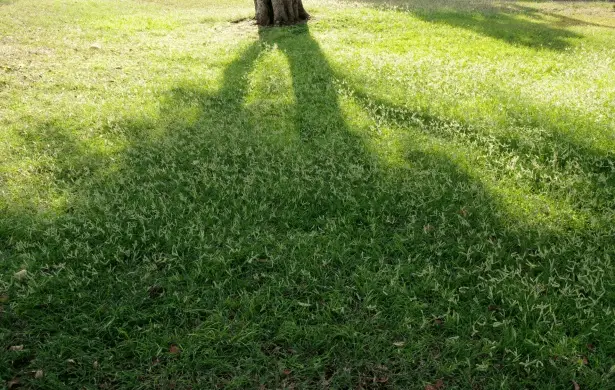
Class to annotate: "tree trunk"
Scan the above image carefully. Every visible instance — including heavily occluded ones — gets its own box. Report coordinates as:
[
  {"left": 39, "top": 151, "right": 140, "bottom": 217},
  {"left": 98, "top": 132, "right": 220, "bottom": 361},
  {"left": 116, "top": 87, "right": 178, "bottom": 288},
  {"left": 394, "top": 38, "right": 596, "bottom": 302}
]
[{"left": 254, "top": 0, "right": 309, "bottom": 26}]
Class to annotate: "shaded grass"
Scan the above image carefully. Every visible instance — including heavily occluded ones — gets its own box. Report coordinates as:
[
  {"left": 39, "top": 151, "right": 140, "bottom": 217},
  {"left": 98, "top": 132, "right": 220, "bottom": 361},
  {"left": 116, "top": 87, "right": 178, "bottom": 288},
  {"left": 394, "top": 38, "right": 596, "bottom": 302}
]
[{"left": 1, "top": 0, "right": 615, "bottom": 389}]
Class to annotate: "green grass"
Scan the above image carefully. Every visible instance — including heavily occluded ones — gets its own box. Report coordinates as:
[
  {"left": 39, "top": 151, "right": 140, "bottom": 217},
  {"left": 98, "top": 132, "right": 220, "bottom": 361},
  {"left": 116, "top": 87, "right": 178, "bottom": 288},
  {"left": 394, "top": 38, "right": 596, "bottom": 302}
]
[{"left": 1, "top": 0, "right": 615, "bottom": 388}]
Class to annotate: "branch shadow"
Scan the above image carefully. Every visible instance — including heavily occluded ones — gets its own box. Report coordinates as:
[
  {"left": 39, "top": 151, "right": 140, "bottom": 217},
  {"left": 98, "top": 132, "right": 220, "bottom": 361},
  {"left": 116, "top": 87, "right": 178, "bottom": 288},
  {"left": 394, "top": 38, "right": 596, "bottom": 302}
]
[
  {"left": 416, "top": 10, "right": 580, "bottom": 50},
  {"left": 346, "top": 84, "right": 615, "bottom": 221},
  {"left": 352, "top": 0, "right": 583, "bottom": 50},
  {"left": 507, "top": 3, "right": 615, "bottom": 30}
]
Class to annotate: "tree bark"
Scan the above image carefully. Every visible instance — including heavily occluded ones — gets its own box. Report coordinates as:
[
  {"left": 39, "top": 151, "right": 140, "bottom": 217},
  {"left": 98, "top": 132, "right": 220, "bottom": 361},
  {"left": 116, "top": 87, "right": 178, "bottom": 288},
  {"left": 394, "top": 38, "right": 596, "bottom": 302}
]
[{"left": 254, "top": 0, "right": 309, "bottom": 26}]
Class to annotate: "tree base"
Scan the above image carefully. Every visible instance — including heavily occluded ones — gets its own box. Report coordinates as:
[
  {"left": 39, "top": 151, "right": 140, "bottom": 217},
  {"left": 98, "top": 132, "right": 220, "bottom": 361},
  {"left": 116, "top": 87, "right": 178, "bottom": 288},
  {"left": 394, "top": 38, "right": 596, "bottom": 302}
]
[{"left": 254, "top": 0, "right": 310, "bottom": 26}]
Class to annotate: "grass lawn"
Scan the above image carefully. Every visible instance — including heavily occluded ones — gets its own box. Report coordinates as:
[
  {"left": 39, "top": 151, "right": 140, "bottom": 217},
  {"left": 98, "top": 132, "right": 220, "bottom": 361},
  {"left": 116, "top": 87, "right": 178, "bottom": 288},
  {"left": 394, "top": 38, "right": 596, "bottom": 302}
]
[{"left": 1, "top": 0, "right": 615, "bottom": 388}]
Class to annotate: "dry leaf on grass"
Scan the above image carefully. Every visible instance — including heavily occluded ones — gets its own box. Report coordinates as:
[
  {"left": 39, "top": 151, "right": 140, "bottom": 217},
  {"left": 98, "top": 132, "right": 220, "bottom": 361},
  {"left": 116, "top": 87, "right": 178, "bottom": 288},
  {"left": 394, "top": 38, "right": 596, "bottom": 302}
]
[
  {"left": 7, "top": 378, "right": 20, "bottom": 389},
  {"left": 425, "top": 379, "right": 444, "bottom": 390},
  {"left": 572, "top": 380, "right": 580, "bottom": 390},
  {"left": 13, "top": 269, "right": 28, "bottom": 281},
  {"left": 9, "top": 345, "right": 24, "bottom": 351},
  {"left": 169, "top": 344, "right": 181, "bottom": 354}
]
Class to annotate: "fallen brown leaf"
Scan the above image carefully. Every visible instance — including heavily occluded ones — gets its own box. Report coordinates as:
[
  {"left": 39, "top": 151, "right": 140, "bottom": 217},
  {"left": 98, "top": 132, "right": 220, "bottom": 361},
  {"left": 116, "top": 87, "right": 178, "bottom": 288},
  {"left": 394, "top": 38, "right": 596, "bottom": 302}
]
[
  {"left": 425, "top": 379, "right": 444, "bottom": 390},
  {"left": 7, "top": 378, "right": 20, "bottom": 389},
  {"left": 169, "top": 344, "right": 181, "bottom": 355},
  {"left": 375, "top": 377, "right": 388, "bottom": 383},
  {"left": 9, "top": 345, "right": 24, "bottom": 351},
  {"left": 93, "top": 360, "right": 99, "bottom": 370},
  {"left": 393, "top": 341, "right": 405, "bottom": 347},
  {"left": 13, "top": 269, "right": 28, "bottom": 281},
  {"left": 282, "top": 369, "right": 291, "bottom": 375},
  {"left": 572, "top": 380, "right": 580, "bottom": 390},
  {"left": 34, "top": 370, "right": 43, "bottom": 379}
]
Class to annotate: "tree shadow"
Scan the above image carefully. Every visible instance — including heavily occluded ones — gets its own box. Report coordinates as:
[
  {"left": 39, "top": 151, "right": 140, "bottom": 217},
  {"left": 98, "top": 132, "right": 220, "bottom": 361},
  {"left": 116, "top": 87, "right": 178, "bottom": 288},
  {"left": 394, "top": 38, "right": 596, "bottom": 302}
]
[
  {"left": 346, "top": 83, "right": 615, "bottom": 222},
  {"left": 1, "top": 23, "right": 613, "bottom": 390},
  {"left": 507, "top": 3, "right": 615, "bottom": 30},
  {"left": 352, "top": 0, "right": 583, "bottom": 50},
  {"left": 413, "top": 9, "right": 581, "bottom": 50}
]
